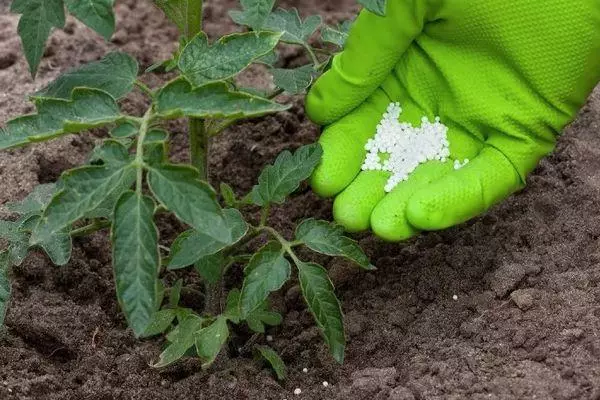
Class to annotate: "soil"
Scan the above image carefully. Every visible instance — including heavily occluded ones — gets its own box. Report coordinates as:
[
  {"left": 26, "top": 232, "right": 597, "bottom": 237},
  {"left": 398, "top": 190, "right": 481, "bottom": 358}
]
[{"left": 1, "top": 1, "right": 600, "bottom": 399}]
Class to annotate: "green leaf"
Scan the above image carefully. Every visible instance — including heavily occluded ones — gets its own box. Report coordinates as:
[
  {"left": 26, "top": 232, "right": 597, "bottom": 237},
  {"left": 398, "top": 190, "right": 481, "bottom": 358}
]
[
  {"left": 89, "top": 140, "right": 132, "bottom": 166},
  {"left": 153, "top": 314, "right": 204, "bottom": 367},
  {"left": 4, "top": 183, "right": 56, "bottom": 216},
  {"left": 296, "top": 219, "right": 374, "bottom": 270},
  {"left": 0, "top": 251, "right": 11, "bottom": 327},
  {"left": 31, "top": 163, "right": 136, "bottom": 243},
  {"left": 297, "top": 262, "right": 345, "bottom": 364},
  {"left": 357, "top": 0, "right": 387, "bottom": 16},
  {"left": 220, "top": 183, "right": 237, "bottom": 208},
  {"left": 35, "top": 52, "right": 138, "bottom": 100},
  {"left": 145, "top": 129, "right": 168, "bottom": 143},
  {"left": 110, "top": 122, "right": 138, "bottom": 138},
  {"left": 180, "top": 31, "right": 282, "bottom": 87},
  {"left": 10, "top": 0, "right": 65, "bottom": 77},
  {"left": 245, "top": 308, "right": 282, "bottom": 333},
  {"left": 64, "top": 0, "right": 115, "bottom": 40},
  {"left": 255, "top": 345, "right": 286, "bottom": 380},
  {"left": 250, "top": 143, "right": 322, "bottom": 206},
  {"left": 112, "top": 191, "right": 160, "bottom": 337},
  {"left": 24, "top": 215, "right": 72, "bottom": 266},
  {"left": 256, "top": 50, "right": 278, "bottom": 66},
  {"left": 140, "top": 308, "right": 177, "bottom": 338},
  {"left": 240, "top": 242, "right": 290, "bottom": 318},
  {"left": 271, "top": 65, "right": 317, "bottom": 95},
  {"left": 263, "top": 8, "right": 321, "bottom": 45},
  {"left": 169, "top": 279, "right": 183, "bottom": 307},
  {"left": 228, "top": 0, "right": 274, "bottom": 30},
  {"left": 0, "top": 88, "right": 121, "bottom": 150},
  {"left": 153, "top": 0, "right": 202, "bottom": 38},
  {"left": 156, "top": 78, "right": 288, "bottom": 121},
  {"left": 194, "top": 252, "right": 226, "bottom": 286},
  {"left": 169, "top": 208, "right": 248, "bottom": 269},
  {"left": 321, "top": 20, "right": 353, "bottom": 47},
  {"left": 195, "top": 316, "right": 229, "bottom": 369},
  {"left": 147, "top": 164, "right": 226, "bottom": 237},
  {"left": 224, "top": 288, "right": 241, "bottom": 323},
  {"left": 0, "top": 220, "right": 31, "bottom": 266}
]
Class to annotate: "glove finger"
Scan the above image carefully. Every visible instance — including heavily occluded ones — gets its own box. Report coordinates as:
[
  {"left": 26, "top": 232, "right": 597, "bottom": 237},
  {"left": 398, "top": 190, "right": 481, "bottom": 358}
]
[
  {"left": 370, "top": 127, "right": 484, "bottom": 241},
  {"left": 305, "top": 0, "right": 429, "bottom": 125},
  {"left": 407, "top": 146, "right": 524, "bottom": 231},
  {"left": 370, "top": 161, "right": 452, "bottom": 241},
  {"left": 332, "top": 170, "right": 389, "bottom": 233},
  {"left": 311, "top": 88, "right": 391, "bottom": 198}
]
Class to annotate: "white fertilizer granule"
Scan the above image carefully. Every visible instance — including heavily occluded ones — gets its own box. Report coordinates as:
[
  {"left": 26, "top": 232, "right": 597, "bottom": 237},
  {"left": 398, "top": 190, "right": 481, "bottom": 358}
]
[{"left": 362, "top": 102, "right": 452, "bottom": 192}]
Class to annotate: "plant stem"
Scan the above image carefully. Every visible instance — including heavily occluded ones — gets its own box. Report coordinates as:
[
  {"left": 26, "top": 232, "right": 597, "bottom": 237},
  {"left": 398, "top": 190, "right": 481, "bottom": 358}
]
[
  {"left": 259, "top": 204, "right": 271, "bottom": 227},
  {"left": 189, "top": 118, "right": 209, "bottom": 180},
  {"left": 304, "top": 44, "right": 320, "bottom": 67},
  {"left": 261, "top": 226, "right": 302, "bottom": 265},
  {"left": 134, "top": 80, "right": 154, "bottom": 99},
  {"left": 70, "top": 220, "right": 111, "bottom": 237},
  {"left": 186, "top": 0, "right": 209, "bottom": 181},
  {"left": 135, "top": 107, "right": 153, "bottom": 194}
]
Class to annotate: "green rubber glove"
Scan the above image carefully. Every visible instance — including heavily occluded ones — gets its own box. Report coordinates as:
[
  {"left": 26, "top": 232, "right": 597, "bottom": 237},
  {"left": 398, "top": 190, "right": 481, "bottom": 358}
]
[{"left": 306, "top": 0, "right": 600, "bottom": 241}]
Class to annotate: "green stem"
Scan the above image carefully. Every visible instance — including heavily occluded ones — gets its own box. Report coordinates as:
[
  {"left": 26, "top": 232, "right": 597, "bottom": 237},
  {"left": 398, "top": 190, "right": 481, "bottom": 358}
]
[
  {"left": 135, "top": 108, "right": 153, "bottom": 194},
  {"left": 261, "top": 226, "right": 302, "bottom": 265},
  {"left": 189, "top": 118, "right": 209, "bottom": 180},
  {"left": 259, "top": 204, "right": 271, "bottom": 227},
  {"left": 186, "top": 0, "right": 208, "bottom": 181},
  {"left": 134, "top": 80, "right": 154, "bottom": 99},
  {"left": 304, "top": 44, "right": 320, "bottom": 67}
]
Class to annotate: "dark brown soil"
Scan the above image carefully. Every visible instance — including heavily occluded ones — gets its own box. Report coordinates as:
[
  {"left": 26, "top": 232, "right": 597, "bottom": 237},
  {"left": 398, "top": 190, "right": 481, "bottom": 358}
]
[{"left": 1, "top": 1, "right": 600, "bottom": 399}]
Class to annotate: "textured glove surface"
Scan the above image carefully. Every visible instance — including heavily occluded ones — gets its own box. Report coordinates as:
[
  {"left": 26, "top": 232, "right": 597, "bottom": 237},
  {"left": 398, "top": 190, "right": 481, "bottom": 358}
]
[{"left": 306, "top": 0, "right": 600, "bottom": 241}]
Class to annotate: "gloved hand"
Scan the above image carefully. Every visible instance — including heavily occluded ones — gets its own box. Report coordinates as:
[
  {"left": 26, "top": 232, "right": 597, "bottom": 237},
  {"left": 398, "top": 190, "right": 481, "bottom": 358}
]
[{"left": 306, "top": 0, "right": 600, "bottom": 241}]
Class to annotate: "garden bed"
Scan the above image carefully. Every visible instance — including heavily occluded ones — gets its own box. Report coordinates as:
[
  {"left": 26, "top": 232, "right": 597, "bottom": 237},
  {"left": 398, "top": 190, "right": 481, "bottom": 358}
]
[{"left": 1, "top": 0, "right": 600, "bottom": 399}]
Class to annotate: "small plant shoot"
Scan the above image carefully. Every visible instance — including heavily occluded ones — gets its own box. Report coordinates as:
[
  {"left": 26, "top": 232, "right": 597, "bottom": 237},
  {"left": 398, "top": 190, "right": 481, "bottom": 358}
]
[{"left": 1, "top": 0, "right": 382, "bottom": 376}]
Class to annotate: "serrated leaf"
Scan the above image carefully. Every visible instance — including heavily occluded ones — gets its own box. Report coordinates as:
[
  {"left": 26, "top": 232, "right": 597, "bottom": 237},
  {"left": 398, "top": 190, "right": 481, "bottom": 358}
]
[
  {"left": 0, "top": 88, "right": 121, "bottom": 150},
  {"left": 194, "top": 252, "right": 225, "bottom": 286},
  {"left": 250, "top": 143, "right": 322, "bottom": 206},
  {"left": 195, "top": 316, "right": 229, "bottom": 369},
  {"left": 271, "top": 65, "right": 317, "bottom": 95},
  {"left": 112, "top": 191, "right": 160, "bottom": 337},
  {"left": 4, "top": 184, "right": 56, "bottom": 216},
  {"left": 31, "top": 163, "right": 136, "bottom": 246},
  {"left": 180, "top": 31, "right": 282, "bottom": 87},
  {"left": 147, "top": 164, "right": 226, "bottom": 239},
  {"left": 255, "top": 345, "right": 286, "bottom": 380},
  {"left": 11, "top": 0, "right": 65, "bottom": 77},
  {"left": 65, "top": 0, "right": 115, "bottom": 40},
  {"left": 228, "top": 0, "right": 274, "bottom": 30},
  {"left": 0, "top": 251, "right": 11, "bottom": 326},
  {"left": 240, "top": 242, "right": 290, "bottom": 318},
  {"left": 357, "top": 0, "right": 387, "bottom": 16},
  {"left": 156, "top": 79, "right": 288, "bottom": 120},
  {"left": 140, "top": 308, "right": 177, "bottom": 338},
  {"left": 153, "top": 0, "right": 202, "bottom": 38},
  {"left": 153, "top": 314, "right": 204, "bottom": 367},
  {"left": 35, "top": 52, "right": 138, "bottom": 100},
  {"left": 297, "top": 262, "right": 345, "bottom": 363},
  {"left": 296, "top": 219, "right": 374, "bottom": 270},
  {"left": 89, "top": 140, "right": 132, "bottom": 166},
  {"left": 169, "top": 208, "right": 248, "bottom": 269},
  {"left": 24, "top": 215, "right": 72, "bottom": 266},
  {"left": 263, "top": 8, "right": 321, "bottom": 45},
  {"left": 321, "top": 20, "right": 353, "bottom": 47}
]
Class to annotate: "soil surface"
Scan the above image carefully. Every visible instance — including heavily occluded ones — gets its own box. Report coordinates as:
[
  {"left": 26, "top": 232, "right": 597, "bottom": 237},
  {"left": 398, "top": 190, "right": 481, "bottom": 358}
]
[{"left": 1, "top": 1, "right": 600, "bottom": 399}]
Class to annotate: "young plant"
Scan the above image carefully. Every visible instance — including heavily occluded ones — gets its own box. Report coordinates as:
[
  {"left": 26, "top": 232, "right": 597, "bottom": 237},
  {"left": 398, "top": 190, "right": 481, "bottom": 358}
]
[{"left": 1, "top": 0, "right": 384, "bottom": 374}]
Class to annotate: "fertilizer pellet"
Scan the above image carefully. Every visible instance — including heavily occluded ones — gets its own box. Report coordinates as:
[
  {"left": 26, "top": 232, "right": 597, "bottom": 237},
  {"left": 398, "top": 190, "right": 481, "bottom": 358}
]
[
  {"left": 362, "top": 103, "right": 453, "bottom": 192},
  {"left": 294, "top": 388, "right": 302, "bottom": 395},
  {"left": 302, "top": 367, "right": 308, "bottom": 373},
  {"left": 322, "top": 381, "right": 329, "bottom": 387}
]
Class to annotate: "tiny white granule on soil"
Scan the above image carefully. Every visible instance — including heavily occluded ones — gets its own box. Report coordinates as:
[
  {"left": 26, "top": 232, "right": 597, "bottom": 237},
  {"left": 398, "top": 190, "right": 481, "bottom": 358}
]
[
  {"left": 294, "top": 388, "right": 302, "bottom": 395},
  {"left": 302, "top": 367, "right": 308, "bottom": 373},
  {"left": 322, "top": 381, "right": 329, "bottom": 387},
  {"left": 452, "top": 294, "right": 458, "bottom": 301},
  {"left": 266, "top": 335, "right": 273, "bottom": 342},
  {"left": 362, "top": 102, "right": 451, "bottom": 192}
]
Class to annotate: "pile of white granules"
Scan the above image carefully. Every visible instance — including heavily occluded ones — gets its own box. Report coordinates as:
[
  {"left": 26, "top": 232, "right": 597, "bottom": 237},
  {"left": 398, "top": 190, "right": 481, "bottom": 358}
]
[{"left": 362, "top": 102, "right": 468, "bottom": 192}]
